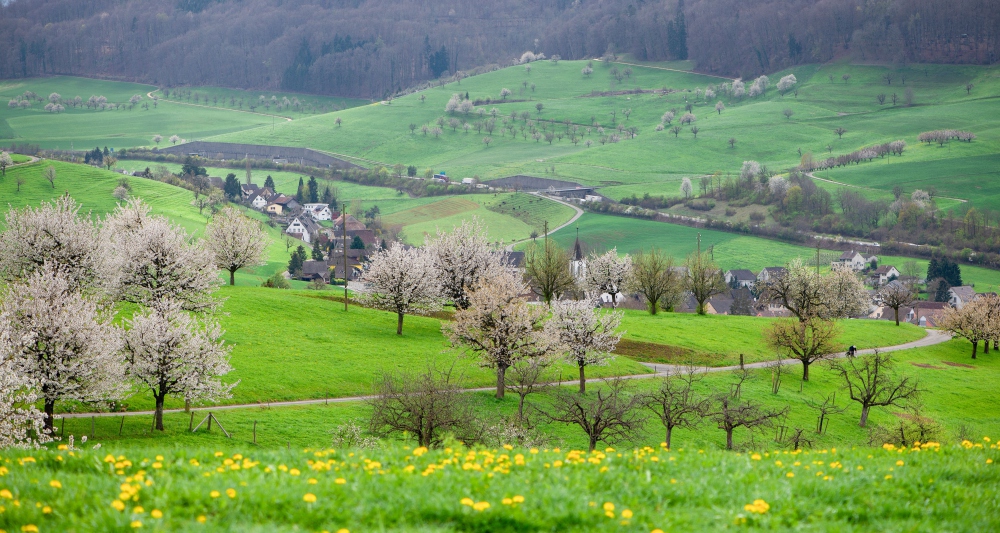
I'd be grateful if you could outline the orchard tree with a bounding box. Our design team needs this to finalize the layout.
[710,394,787,450]
[500,88,512,101]
[680,177,693,198]
[0,265,126,431]
[524,234,576,304]
[124,302,234,431]
[205,206,269,285]
[0,151,12,175]
[715,101,725,114]
[44,165,56,188]
[0,328,50,448]
[627,247,683,314]
[539,376,648,452]
[424,217,504,310]
[360,243,441,335]
[0,195,101,291]
[169,135,180,145]
[101,199,220,311]
[939,296,997,359]
[444,269,554,399]
[834,127,847,139]
[582,248,632,308]
[831,350,920,427]
[761,260,868,322]
[879,282,915,326]
[765,317,841,381]
[783,109,794,120]
[152,134,163,146]
[545,299,623,393]
[645,365,710,449]
[685,247,726,315]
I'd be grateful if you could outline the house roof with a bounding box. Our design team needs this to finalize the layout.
[301,260,330,277]
[950,286,977,302]
[501,251,525,268]
[839,250,860,260]
[272,195,297,206]
[913,301,949,310]
[707,296,734,315]
[871,265,898,275]
[726,269,756,281]
[289,216,319,234]
[334,214,366,231]
[761,266,786,274]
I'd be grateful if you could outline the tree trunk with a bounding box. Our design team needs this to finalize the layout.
[985,341,990,354]
[859,405,870,427]
[495,364,507,399]
[972,340,978,360]
[665,426,673,449]
[588,435,598,452]
[154,394,166,431]
[578,362,586,393]
[396,312,404,335]
[229,268,237,286]
[517,395,525,421]
[44,399,56,432]
[894,307,900,326]
[801,360,810,381]
[725,428,734,450]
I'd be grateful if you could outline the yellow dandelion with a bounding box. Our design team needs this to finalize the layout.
[42,506,52,514]
[308,478,318,484]
[49,480,62,489]
[130,520,143,528]
[214,452,223,457]
[337,530,350,533]
[197,515,207,523]
[21,526,40,533]
[210,490,220,498]
[111,500,126,512]
[0,490,12,500]
[151,509,162,519]
[885,475,893,480]
[335,478,346,485]
[226,488,236,499]
[896,460,904,466]
[751,453,762,461]
[622,509,633,519]
[604,511,615,519]
[512,495,525,503]
[652,529,665,533]
[786,472,795,478]
[303,493,317,503]
[152,463,162,469]
[603,502,615,512]
[473,501,490,512]
[461,498,474,507]
[987,459,994,464]
[134,506,144,514]
[502,498,513,505]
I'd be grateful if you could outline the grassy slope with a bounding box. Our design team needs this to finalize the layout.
[209,61,1000,208]
[0,76,269,150]
[2,441,998,532]
[158,85,368,119]
[0,160,290,285]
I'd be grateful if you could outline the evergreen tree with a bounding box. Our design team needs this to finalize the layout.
[934,280,952,302]
[288,245,307,276]
[223,173,241,200]
[296,177,305,203]
[264,175,276,190]
[311,239,324,261]
[308,176,319,203]
[351,235,365,249]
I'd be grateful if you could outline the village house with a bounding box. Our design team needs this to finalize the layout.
[724,269,756,288]
[266,195,300,216]
[249,193,269,210]
[869,265,900,286]
[299,260,331,282]
[949,286,978,309]
[333,213,367,232]
[832,250,867,272]
[756,266,787,284]
[303,203,333,221]
[241,183,274,202]
[286,215,320,244]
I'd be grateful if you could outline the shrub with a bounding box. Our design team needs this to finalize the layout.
[725,207,737,217]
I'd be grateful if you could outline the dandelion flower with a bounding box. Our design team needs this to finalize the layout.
[605,511,615,519]
[303,493,317,503]
[42,506,52,514]
[502,498,513,505]
[289,468,301,476]
[622,509,633,519]
[197,515,207,523]
[473,501,490,512]
[896,460,904,466]
[226,488,236,498]
[786,472,794,478]
[603,502,615,512]
[652,530,665,533]
[210,491,221,498]
[133,506,144,514]
[151,510,163,519]
[460,498,474,507]
[0,490,12,500]
[21,526,40,533]
[337,530,350,533]
[111,500,126,512]
[885,475,893,480]
[49,480,62,489]
[130,520,143,528]
[512,495,525,503]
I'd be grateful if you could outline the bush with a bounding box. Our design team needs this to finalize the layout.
[261,271,291,289]
[684,200,715,211]
[749,211,766,223]
[725,207,737,217]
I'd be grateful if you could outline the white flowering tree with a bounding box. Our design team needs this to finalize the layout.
[101,199,220,311]
[445,269,555,399]
[0,265,125,431]
[0,195,101,291]
[0,329,49,449]
[425,217,504,310]
[0,151,12,176]
[582,248,632,308]
[545,299,623,393]
[205,206,269,286]
[152,134,163,146]
[169,134,180,145]
[777,74,797,94]
[124,302,235,430]
[361,242,442,335]
[680,177,693,199]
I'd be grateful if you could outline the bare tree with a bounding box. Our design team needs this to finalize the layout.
[124,302,234,430]
[546,299,622,393]
[538,376,647,452]
[685,249,726,315]
[424,217,504,310]
[582,248,631,308]
[804,392,847,434]
[645,365,709,448]
[670,125,682,137]
[360,243,441,335]
[505,355,553,422]
[834,127,847,139]
[728,137,737,148]
[367,365,476,448]
[205,206,269,286]
[627,248,682,314]
[43,165,56,188]
[524,235,576,305]
[765,318,841,381]
[0,265,125,431]
[876,93,887,105]
[830,350,920,427]
[445,269,554,398]
[690,126,699,138]
[965,82,974,95]
[783,108,794,120]
[710,394,788,450]
[878,283,915,326]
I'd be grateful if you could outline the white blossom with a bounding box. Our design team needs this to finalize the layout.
[544,299,622,392]
[205,206,269,286]
[680,178,693,199]
[424,217,504,310]
[124,302,235,430]
[911,189,930,208]
[0,329,49,449]
[582,248,633,308]
[768,175,789,198]
[0,264,126,430]
[777,74,797,93]
[360,242,442,335]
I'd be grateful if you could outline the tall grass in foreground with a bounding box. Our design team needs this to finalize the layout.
[2,439,997,531]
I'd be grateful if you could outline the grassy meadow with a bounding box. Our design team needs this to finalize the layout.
[158,85,367,119]
[1,440,998,532]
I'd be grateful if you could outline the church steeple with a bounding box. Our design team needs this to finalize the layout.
[573,225,583,261]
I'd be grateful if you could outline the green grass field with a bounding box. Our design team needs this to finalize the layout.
[2,439,998,532]
[158,85,367,119]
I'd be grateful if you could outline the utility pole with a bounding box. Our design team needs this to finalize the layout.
[245,154,252,185]
[343,205,349,312]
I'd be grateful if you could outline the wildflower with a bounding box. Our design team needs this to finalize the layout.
[152,463,162,469]
[21,526,39,533]
[896,460,904,466]
[502,498,513,505]
[111,500,126,512]
[289,468,301,476]
[988,459,994,464]
[214,452,224,457]
[303,493,317,503]
[210,491,221,498]
[652,530,665,533]
[460,498,474,507]
[226,488,236,498]
[308,478,318,484]
[473,501,490,512]
[603,502,615,512]
[42,506,52,514]
[131,520,142,528]
[513,495,525,503]
[622,509,633,519]
[49,480,62,489]
[744,499,770,514]
[337,530,350,533]
[413,447,428,456]
[885,475,893,480]
[335,478,346,485]
[751,453,761,461]
[134,506,144,514]
[197,515,207,523]
[786,472,794,478]
[151,510,163,519]
[0,490,12,500]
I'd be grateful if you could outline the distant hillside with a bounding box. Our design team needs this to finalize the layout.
[0,0,996,98]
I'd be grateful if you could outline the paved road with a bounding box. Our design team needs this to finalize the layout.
[505,192,584,251]
[56,328,950,421]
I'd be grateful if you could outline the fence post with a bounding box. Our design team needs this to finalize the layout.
[207,412,212,432]
[189,412,194,432]
[91,416,95,439]
[119,416,125,436]
[739,354,744,370]
[253,421,258,445]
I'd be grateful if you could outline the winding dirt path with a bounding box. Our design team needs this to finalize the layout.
[56,328,950,420]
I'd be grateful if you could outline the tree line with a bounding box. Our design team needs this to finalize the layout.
[1,0,996,98]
